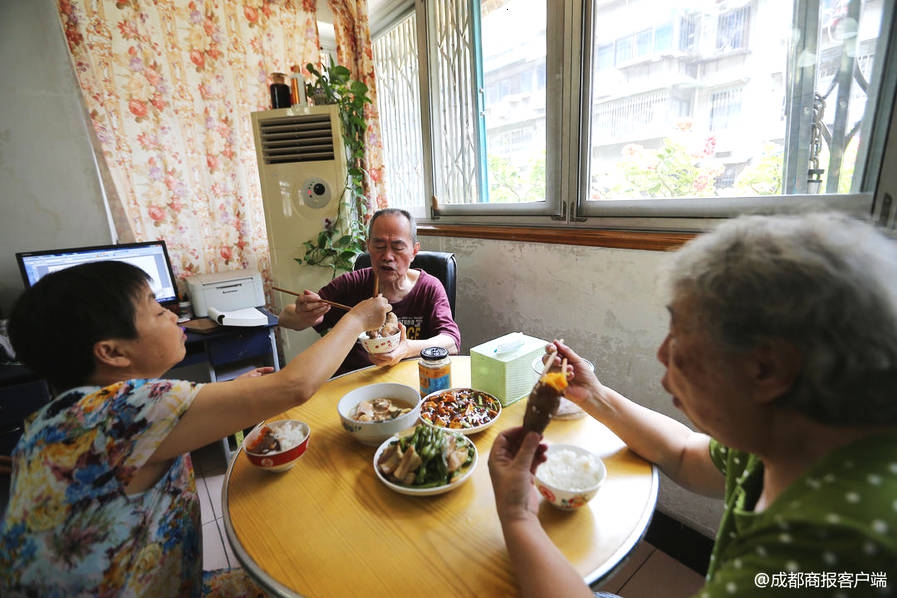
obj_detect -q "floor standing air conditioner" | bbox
[252,104,347,361]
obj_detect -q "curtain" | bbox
[329,0,387,212]
[56,0,321,283]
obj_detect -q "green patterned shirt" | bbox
[697,433,897,597]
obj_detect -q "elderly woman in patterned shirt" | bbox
[488,212,897,598]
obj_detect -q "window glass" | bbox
[371,0,895,227]
[588,0,887,204]
[480,0,547,205]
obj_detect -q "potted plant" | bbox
[295,59,373,277]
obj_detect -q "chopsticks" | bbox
[271,286,353,311]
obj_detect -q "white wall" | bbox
[0,0,113,316]
[420,235,724,535]
[0,0,723,536]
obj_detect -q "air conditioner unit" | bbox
[251,104,348,360]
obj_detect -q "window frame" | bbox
[371,0,897,237]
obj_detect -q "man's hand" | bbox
[368,322,408,367]
[277,290,331,330]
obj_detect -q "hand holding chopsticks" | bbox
[272,286,353,311]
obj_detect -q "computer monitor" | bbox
[16,241,180,308]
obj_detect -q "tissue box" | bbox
[470,332,548,406]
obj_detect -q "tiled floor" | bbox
[193,442,705,597]
[192,442,238,572]
[593,540,705,597]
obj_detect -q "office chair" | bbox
[354,251,457,316]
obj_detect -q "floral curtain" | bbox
[329,0,387,212]
[56,0,321,285]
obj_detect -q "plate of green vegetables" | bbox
[373,424,478,496]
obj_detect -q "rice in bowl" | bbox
[534,444,606,510]
[539,448,604,491]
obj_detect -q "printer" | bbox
[187,269,267,326]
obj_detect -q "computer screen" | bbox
[16,241,180,307]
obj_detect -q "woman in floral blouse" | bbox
[0,260,390,596]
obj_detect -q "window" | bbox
[371,0,897,231]
[708,87,743,133]
[716,7,750,52]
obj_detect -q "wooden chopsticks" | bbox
[271,286,353,311]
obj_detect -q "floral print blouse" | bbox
[0,379,203,596]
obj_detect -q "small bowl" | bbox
[244,419,310,473]
[358,330,401,354]
[337,382,422,446]
[534,444,607,510]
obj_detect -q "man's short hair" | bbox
[368,208,417,244]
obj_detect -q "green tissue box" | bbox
[470,332,548,406]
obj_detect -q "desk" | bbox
[175,309,280,382]
[223,357,657,597]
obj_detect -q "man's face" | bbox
[367,214,420,284]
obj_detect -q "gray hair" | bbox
[662,212,897,425]
[368,208,417,244]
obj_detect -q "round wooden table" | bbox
[223,357,657,597]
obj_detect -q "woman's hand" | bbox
[548,340,603,407]
[488,426,547,523]
[348,295,392,332]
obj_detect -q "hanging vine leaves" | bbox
[295,59,373,277]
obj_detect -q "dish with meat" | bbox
[419,387,502,435]
[373,424,478,496]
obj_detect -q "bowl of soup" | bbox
[337,382,422,446]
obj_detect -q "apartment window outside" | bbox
[708,87,744,133]
[716,6,750,52]
[371,0,896,229]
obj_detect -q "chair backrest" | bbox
[354,251,457,316]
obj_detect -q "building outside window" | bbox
[371,0,896,230]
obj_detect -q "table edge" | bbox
[220,439,660,596]
[584,464,659,585]
[221,446,304,598]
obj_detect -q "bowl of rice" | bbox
[534,443,606,510]
[243,419,310,473]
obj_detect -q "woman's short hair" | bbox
[9,261,152,392]
[663,212,897,425]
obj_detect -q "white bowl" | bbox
[534,443,606,510]
[358,330,401,354]
[337,383,422,446]
[373,428,478,496]
[243,419,310,473]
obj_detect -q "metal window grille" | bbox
[372,13,425,211]
[716,6,749,51]
[594,90,669,140]
[709,87,744,132]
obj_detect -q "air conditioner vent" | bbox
[258,114,336,164]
